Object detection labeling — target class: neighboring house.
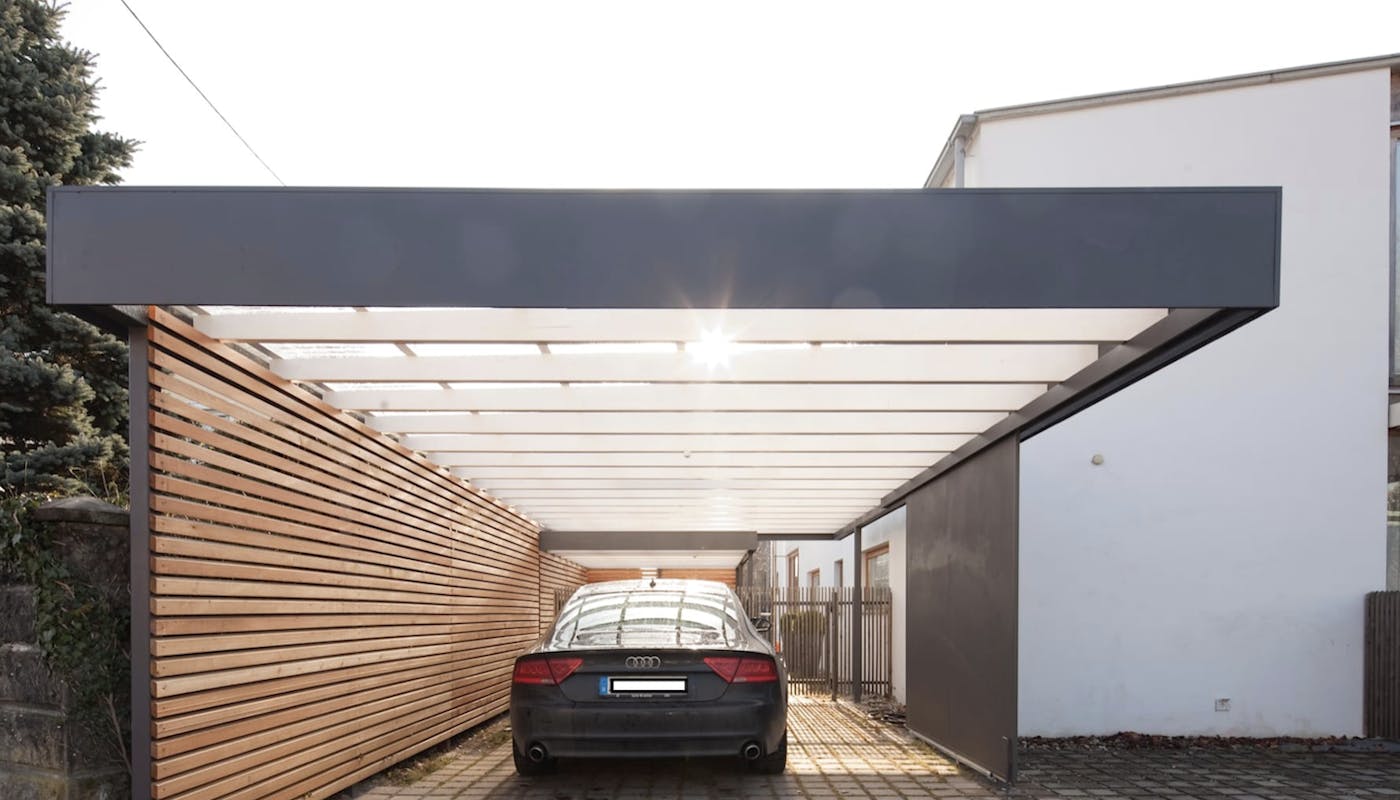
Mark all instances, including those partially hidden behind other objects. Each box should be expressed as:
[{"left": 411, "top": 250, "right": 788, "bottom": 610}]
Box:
[{"left": 777, "top": 53, "right": 1399, "bottom": 738}]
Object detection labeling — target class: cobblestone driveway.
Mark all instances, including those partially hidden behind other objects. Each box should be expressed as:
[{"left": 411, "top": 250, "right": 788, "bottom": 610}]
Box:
[
  {"left": 1013, "top": 745, "right": 1400, "bottom": 799},
  {"left": 354, "top": 698, "right": 1400, "bottom": 800}
]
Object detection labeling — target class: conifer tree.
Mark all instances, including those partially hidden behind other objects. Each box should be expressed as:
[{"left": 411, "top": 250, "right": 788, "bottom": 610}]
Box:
[{"left": 0, "top": 0, "right": 136, "bottom": 496}]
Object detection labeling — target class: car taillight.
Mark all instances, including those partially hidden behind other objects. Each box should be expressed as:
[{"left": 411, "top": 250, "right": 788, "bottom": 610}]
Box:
[
  {"left": 513, "top": 658, "right": 553, "bottom": 684},
  {"left": 734, "top": 656, "right": 779, "bottom": 683},
  {"left": 513, "top": 656, "right": 583, "bottom": 685},
  {"left": 703, "top": 656, "right": 740, "bottom": 682},
  {"left": 548, "top": 657, "right": 583, "bottom": 683},
  {"left": 704, "top": 655, "right": 778, "bottom": 684}
]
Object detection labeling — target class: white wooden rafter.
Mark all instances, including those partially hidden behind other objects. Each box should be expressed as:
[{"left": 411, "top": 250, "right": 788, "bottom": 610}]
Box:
[
  {"left": 400, "top": 433, "right": 970, "bottom": 453},
  {"left": 452, "top": 466, "right": 922, "bottom": 480},
  {"left": 368, "top": 411, "right": 1006, "bottom": 435},
  {"left": 425, "top": 451, "right": 946, "bottom": 469},
  {"left": 190, "top": 305, "right": 1166, "bottom": 535},
  {"left": 323, "top": 383, "right": 1050, "bottom": 412},
  {"left": 271, "top": 344, "right": 1099, "bottom": 384},
  {"left": 196, "top": 307, "right": 1167, "bottom": 343}
]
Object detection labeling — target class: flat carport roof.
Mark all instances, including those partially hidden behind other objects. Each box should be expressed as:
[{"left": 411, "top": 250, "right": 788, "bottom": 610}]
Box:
[
  {"left": 48, "top": 186, "right": 1280, "bottom": 541},
  {"left": 46, "top": 184, "right": 1280, "bottom": 789}
]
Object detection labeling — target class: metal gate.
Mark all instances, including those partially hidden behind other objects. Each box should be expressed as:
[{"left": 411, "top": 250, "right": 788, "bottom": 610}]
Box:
[
  {"left": 551, "top": 585, "right": 892, "bottom": 698},
  {"left": 738, "top": 587, "right": 892, "bottom": 699}
]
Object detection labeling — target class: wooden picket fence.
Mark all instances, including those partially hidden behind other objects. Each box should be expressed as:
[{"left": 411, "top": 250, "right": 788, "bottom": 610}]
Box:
[{"left": 1366, "top": 591, "right": 1400, "bottom": 738}]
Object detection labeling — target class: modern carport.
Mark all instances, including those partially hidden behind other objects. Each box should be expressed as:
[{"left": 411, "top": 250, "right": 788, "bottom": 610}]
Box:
[{"left": 45, "top": 186, "right": 1280, "bottom": 800}]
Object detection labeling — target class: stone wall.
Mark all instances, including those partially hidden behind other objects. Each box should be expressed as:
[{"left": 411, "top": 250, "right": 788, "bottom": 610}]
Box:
[
  {"left": 737, "top": 541, "right": 772, "bottom": 590},
  {"left": 1, "top": 497, "right": 129, "bottom": 800}
]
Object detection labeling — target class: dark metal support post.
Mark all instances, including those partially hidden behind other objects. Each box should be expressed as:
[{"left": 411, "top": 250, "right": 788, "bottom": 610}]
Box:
[
  {"left": 128, "top": 325, "right": 151, "bottom": 800},
  {"left": 852, "top": 526, "right": 863, "bottom": 704},
  {"left": 828, "top": 591, "right": 838, "bottom": 700}
]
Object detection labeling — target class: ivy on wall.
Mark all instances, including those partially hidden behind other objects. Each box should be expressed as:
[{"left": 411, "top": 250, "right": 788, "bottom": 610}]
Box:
[{"left": 1, "top": 494, "right": 131, "bottom": 775}]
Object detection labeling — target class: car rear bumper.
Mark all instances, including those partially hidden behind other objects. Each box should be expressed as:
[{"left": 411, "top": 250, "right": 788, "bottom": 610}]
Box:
[{"left": 511, "top": 686, "right": 786, "bottom": 759}]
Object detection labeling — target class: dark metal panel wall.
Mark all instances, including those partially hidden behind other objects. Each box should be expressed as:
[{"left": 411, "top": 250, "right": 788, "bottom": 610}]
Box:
[{"left": 905, "top": 435, "right": 1018, "bottom": 781}]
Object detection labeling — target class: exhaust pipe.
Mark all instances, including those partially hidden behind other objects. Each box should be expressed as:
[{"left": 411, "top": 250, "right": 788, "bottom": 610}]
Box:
[
  {"left": 527, "top": 743, "right": 548, "bottom": 763},
  {"left": 741, "top": 742, "right": 762, "bottom": 761}
]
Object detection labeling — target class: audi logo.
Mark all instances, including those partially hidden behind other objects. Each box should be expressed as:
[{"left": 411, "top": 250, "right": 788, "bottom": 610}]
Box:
[{"left": 625, "top": 656, "right": 661, "bottom": 669}]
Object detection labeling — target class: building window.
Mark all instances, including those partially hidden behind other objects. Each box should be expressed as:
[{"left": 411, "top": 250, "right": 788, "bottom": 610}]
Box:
[
  {"left": 834, "top": 559, "right": 844, "bottom": 587},
  {"left": 807, "top": 568, "right": 820, "bottom": 589},
  {"left": 864, "top": 543, "right": 890, "bottom": 589},
  {"left": 786, "top": 550, "right": 799, "bottom": 590}
]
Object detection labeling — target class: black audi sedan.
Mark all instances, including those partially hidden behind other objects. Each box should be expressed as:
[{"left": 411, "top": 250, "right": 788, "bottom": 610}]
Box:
[{"left": 509, "top": 579, "right": 788, "bottom": 775}]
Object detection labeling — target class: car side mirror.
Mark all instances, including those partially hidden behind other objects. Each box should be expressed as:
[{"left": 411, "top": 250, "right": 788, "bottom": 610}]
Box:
[{"left": 751, "top": 613, "right": 772, "bottom": 633}]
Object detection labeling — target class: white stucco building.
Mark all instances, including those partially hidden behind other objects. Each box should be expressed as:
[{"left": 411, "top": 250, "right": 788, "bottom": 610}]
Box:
[{"left": 775, "top": 53, "right": 1400, "bottom": 738}]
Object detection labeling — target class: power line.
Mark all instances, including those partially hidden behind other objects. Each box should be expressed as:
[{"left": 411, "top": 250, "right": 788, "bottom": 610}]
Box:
[{"left": 116, "top": 0, "right": 287, "bottom": 185}]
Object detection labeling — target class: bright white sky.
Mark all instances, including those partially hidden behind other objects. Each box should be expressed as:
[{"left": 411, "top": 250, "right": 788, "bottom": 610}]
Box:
[{"left": 62, "top": 0, "right": 1400, "bottom": 189}]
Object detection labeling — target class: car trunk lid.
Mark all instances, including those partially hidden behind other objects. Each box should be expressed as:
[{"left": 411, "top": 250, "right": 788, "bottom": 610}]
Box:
[{"left": 552, "top": 648, "right": 754, "bottom": 703}]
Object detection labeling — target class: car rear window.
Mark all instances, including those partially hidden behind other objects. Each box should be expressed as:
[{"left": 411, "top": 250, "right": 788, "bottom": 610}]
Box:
[{"left": 551, "top": 586, "right": 743, "bottom": 648}]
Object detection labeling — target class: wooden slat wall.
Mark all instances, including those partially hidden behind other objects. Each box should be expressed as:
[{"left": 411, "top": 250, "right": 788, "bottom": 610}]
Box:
[
  {"left": 659, "top": 568, "right": 737, "bottom": 587},
  {"left": 144, "top": 308, "right": 543, "bottom": 800},
  {"left": 586, "top": 568, "right": 644, "bottom": 583},
  {"left": 583, "top": 568, "right": 736, "bottom": 587},
  {"left": 538, "top": 552, "right": 587, "bottom": 633}
]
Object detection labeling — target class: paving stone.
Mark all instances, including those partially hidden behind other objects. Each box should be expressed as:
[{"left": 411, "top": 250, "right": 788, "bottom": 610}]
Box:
[{"left": 350, "top": 695, "right": 1400, "bottom": 800}]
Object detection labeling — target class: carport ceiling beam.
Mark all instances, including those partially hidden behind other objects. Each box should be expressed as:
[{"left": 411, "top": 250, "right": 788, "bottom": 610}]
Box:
[
  {"left": 270, "top": 344, "right": 1099, "bottom": 383},
  {"left": 540, "top": 523, "right": 833, "bottom": 535},
  {"left": 539, "top": 530, "right": 758, "bottom": 552},
  {"left": 479, "top": 489, "right": 889, "bottom": 499},
  {"left": 367, "top": 411, "right": 1008, "bottom": 435},
  {"left": 196, "top": 308, "right": 1170, "bottom": 343},
  {"left": 400, "top": 433, "right": 970, "bottom": 452},
  {"left": 324, "top": 384, "right": 1050, "bottom": 411},
  {"left": 433, "top": 452, "right": 948, "bottom": 468},
  {"left": 452, "top": 466, "right": 922, "bottom": 479},
  {"left": 469, "top": 478, "right": 901, "bottom": 490},
  {"left": 552, "top": 551, "right": 750, "bottom": 569}
]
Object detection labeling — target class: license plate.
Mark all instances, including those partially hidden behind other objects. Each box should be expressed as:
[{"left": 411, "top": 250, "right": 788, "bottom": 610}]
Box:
[{"left": 600, "top": 677, "right": 687, "bottom": 695}]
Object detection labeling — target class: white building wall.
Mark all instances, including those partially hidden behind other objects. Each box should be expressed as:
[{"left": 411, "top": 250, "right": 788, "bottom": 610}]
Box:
[
  {"left": 772, "top": 537, "right": 853, "bottom": 590},
  {"left": 862, "top": 508, "right": 907, "bottom": 704},
  {"left": 962, "top": 69, "right": 1392, "bottom": 735}
]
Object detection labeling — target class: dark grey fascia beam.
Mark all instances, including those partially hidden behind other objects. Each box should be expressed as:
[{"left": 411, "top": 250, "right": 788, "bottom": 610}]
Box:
[
  {"left": 48, "top": 186, "right": 1279, "bottom": 311},
  {"left": 540, "top": 530, "right": 757, "bottom": 552},
  {"left": 829, "top": 306, "right": 1269, "bottom": 539},
  {"left": 70, "top": 304, "right": 147, "bottom": 335}
]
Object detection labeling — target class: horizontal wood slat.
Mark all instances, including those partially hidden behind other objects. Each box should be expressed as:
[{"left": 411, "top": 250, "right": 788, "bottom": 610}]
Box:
[
  {"left": 586, "top": 568, "right": 644, "bottom": 583},
  {"left": 659, "top": 568, "right": 737, "bottom": 587},
  {"left": 539, "top": 552, "right": 587, "bottom": 634},
  {"left": 144, "top": 307, "right": 542, "bottom": 800},
  {"left": 583, "top": 568, "right": 735, "bottom": 587}
]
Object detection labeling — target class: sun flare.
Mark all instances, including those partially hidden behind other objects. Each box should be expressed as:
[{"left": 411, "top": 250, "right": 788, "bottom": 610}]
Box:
[{"left": 688, "top": 328, "right": 735, "bottom": 368}]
